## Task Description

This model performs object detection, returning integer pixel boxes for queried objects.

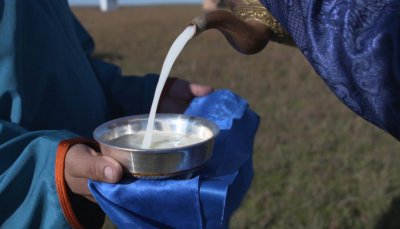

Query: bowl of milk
[93,25,220,179]
[93,114,219,179]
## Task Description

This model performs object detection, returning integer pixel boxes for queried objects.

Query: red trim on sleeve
[55,137,98,229]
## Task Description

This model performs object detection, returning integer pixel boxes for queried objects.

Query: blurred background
[69,1,400,228]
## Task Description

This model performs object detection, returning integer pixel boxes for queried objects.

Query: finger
[65,175,95,199]
[164,79,213,101]
[82,194,97,203]
[64,170,98,202]
[189,83,213,97]
[68,178,98,203]
[65,144,123,183]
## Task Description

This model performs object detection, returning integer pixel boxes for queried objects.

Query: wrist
[56,137,103,229]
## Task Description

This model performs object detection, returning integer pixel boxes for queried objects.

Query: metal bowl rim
[93,113,220,153]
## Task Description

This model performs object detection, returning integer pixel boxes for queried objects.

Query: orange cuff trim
[55,137,98,229]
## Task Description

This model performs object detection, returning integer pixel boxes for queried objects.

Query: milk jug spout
[189,0,294,55]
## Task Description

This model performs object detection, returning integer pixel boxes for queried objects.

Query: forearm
[56,138,105,229]
[71,9,159,118]
[90,57,159,117]
[258,0,400,140]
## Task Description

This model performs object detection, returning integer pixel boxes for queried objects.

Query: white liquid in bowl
[111,131,206,150]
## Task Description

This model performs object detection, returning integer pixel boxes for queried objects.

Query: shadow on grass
[375,196,400,229]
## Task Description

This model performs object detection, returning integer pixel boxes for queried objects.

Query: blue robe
[260,0,400,140]
[0,0,158,228]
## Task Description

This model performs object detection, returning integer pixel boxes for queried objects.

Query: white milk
[142,25,197,149]
[113,131,204,149]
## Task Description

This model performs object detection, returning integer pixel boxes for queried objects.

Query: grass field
[73,6,400,229]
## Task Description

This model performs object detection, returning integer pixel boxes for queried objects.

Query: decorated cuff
[55,137,99,229]
[231,0,294,45]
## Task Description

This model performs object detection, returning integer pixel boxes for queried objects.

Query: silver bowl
[93,114,219,179]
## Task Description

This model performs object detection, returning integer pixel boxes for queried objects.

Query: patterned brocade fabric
[260,0,400,140]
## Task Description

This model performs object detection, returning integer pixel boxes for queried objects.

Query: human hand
[65,143,123,202]
[159,78,213,113]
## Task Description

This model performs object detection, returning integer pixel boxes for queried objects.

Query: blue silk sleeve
[0,0,158,137]
[70,14,159,117]
[0,119,77,229]
[260,0,400,140]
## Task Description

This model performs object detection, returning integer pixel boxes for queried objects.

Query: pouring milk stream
[142,25,197,149]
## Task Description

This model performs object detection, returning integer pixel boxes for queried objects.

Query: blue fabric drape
[260,0,400,140]
[89,90,259,228]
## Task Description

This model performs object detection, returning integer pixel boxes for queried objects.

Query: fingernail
[104,166,114,181]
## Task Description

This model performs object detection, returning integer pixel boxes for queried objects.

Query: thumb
[66,144,123,183]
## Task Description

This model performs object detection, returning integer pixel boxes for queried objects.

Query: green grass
[73,6,400,229]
